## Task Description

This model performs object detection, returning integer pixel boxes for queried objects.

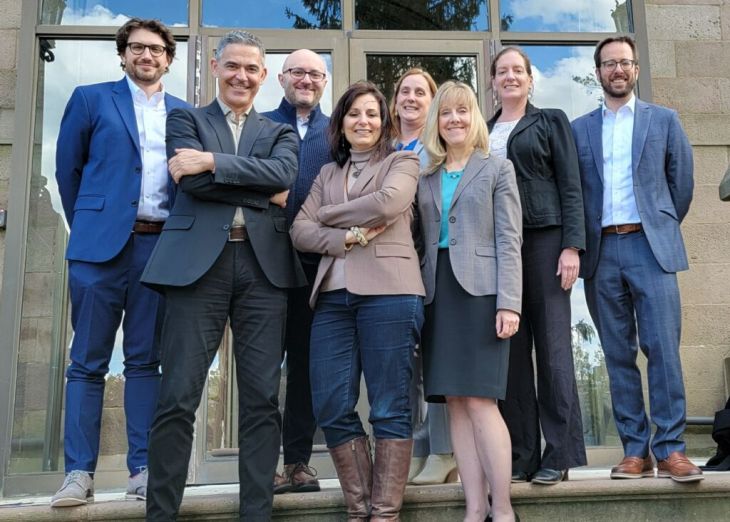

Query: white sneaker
[126,467,148,500]
[50,470,94,507]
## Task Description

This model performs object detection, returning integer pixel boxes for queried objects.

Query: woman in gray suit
[291,81,424,521]
[418,81,522,522]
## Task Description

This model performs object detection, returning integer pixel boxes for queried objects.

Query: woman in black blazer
[487,47,587,485]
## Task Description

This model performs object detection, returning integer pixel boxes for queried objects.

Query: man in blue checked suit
[52,18,188,507]
[572,36,701,483]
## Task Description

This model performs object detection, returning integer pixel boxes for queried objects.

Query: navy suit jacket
[571,99,694,279]
[141,101,306,290]
[56,77,188,263]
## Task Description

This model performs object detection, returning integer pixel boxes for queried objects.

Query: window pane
[506,45,618,446]
[366,55,478,102]
[202,0,341,29]
[356,0,489,31]
[520,45,601,120]
[10,38,187,474]
[500,0,632,32]
[41,0,188,26]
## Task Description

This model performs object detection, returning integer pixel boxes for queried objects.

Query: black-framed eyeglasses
[127,42,167,57]
[600,59,637,72]
[284,68,326,82]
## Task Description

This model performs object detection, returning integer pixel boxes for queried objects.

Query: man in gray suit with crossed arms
[142,30,305,520]
[572,35,702,483]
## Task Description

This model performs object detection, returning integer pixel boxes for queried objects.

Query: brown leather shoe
[289,462,321,492]
[273,466,293,495]
[657,452,704,483]
[610,456,654,479]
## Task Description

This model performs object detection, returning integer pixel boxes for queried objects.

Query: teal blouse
[438,168,464,249]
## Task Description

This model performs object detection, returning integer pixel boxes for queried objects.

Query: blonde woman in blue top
[418,81,522,522]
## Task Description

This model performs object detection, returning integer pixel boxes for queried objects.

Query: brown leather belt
[228,225,248,242]
[602,223,642,235]
[133,220,164,234]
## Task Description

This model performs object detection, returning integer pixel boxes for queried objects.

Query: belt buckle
[228,226,247,242]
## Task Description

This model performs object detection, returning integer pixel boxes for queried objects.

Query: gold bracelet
[350,226,368,247]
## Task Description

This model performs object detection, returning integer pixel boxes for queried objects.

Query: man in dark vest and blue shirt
[263,48,332,495]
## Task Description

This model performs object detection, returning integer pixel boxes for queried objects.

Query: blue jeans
[310,290,424,448]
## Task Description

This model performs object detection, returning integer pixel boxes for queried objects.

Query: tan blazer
[291,150,426,308]
[418,151,523,313]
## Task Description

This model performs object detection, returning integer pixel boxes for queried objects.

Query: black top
[488,102,585,251]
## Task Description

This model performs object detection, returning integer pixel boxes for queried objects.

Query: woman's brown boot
[329,436,373,521]
[370,438,414,521]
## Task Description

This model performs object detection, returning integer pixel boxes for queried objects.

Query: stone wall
[0,0,20,282]
[647,0,730,416]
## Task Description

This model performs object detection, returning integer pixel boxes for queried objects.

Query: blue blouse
[438,169,464,248]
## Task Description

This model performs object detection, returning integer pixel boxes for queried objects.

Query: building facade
[0,0,728,497]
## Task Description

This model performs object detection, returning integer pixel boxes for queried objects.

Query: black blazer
[488,102,585,251]
[141,101,306,289]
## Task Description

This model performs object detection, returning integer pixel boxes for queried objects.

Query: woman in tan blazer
[291,81,425,521]
[418,81,522,522]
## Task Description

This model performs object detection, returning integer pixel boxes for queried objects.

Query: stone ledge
[1,473,729,521]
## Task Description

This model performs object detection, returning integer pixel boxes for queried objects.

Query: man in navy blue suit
[52,18,188,507]
[572,36,702,483]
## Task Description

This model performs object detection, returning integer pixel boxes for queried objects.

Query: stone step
[1,471,729,521]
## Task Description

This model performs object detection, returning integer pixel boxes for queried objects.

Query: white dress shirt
[127,76,169,222]
[601,94,640,227]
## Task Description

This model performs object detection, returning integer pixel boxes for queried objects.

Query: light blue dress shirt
[601,95,640,227]
[438,169,463,249]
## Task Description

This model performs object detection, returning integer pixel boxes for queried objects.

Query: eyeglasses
[284,68,326,82]
[600,59,637,72]
[127,42,167,57]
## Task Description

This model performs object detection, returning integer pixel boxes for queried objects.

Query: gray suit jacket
[418,151,522,312]
[571,99,694,279]
[291,150,425,308]
[141,101,306,289]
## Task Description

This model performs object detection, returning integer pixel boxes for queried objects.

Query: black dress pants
[281,258,318,464]
[499,226,587,474]
[146,241,287,521]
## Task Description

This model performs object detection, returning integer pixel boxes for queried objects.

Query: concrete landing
[1,469,729,521]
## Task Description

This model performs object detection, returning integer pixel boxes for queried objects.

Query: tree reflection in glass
[356,0,488,31]
[367,55,477,104]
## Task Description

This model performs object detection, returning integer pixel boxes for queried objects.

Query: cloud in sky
[531,46,601,120]
[505,0,622,31]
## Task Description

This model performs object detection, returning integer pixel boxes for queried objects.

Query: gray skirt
[422,249,509,403]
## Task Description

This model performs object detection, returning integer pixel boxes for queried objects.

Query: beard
[126,59,166,85]
[600,70,637,100]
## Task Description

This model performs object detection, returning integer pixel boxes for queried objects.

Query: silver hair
[214,30,266,61]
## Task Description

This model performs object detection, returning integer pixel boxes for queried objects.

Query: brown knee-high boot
[329,437,373,521]
[371,438,414,521]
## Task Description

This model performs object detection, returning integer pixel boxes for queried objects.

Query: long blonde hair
[421,81,489,174]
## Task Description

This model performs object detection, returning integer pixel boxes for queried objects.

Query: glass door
[188,34,345,484]
[349,38,489,113]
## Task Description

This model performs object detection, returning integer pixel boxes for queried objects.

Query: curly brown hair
[115,18,176,70]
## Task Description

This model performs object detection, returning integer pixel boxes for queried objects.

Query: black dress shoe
[531,467,567,485]
[511,470,529,483]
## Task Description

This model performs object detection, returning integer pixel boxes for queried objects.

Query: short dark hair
[116,18,176,69]
[594,36,638,68]
[490,46,533,78]
[329,81,394,167]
